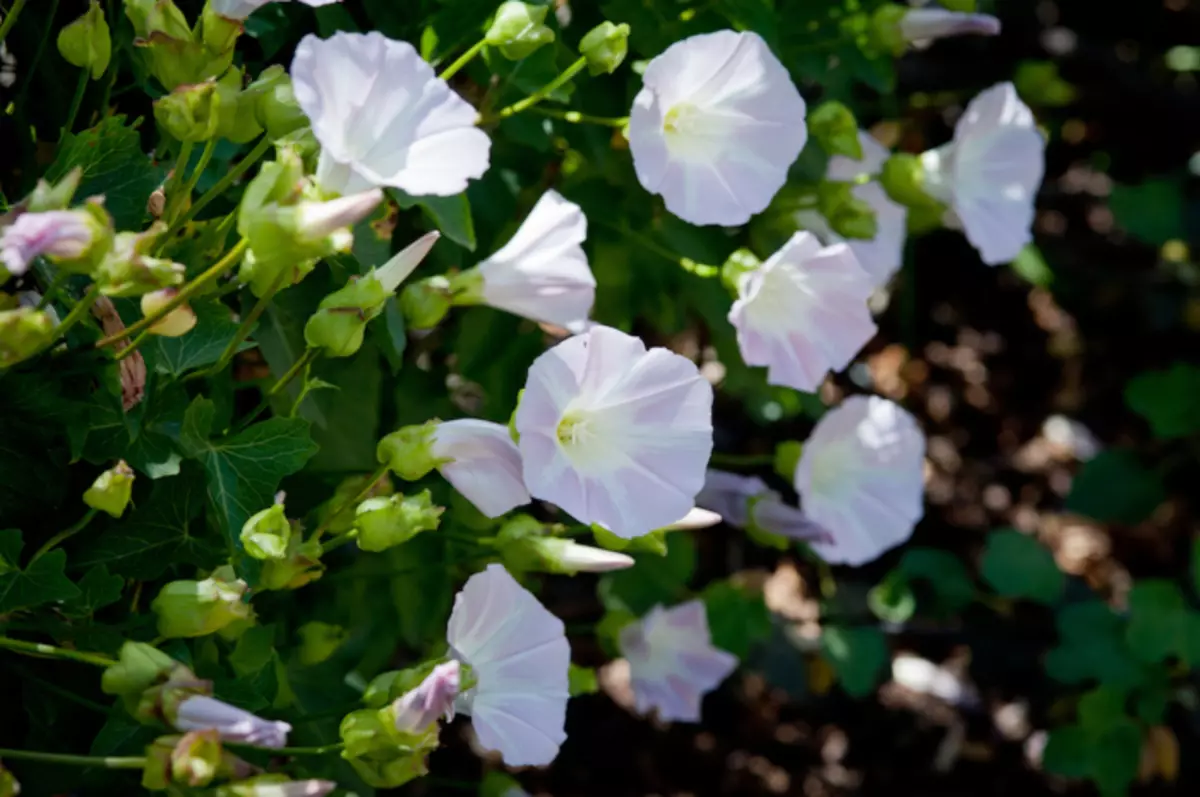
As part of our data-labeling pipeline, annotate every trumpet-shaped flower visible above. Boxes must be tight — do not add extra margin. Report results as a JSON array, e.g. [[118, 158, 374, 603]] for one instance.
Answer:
[[798, 132, 908, 287], [628, 30, 807, 226], [291, 31, 490, 197], [793, 395, 926, 566], [696, 469, 831, 543], [456, 190, 594, 327], [619, 601, 737, 722], [515, 325, 713, 538], [919, 82, 1045, 265], [212, 0, 342, 21], [447, 564, 570, 766], [432, 420, 530, 519], [728, 232, 877, 393], [174, 696, 291, 748]]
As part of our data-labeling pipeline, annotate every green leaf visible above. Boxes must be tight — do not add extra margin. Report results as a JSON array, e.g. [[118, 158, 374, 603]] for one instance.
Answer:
[[897, 548, 975, 611], [179, 397, 319, 546], [388, 533, 452, 651], [143, 301, 250, 378], [867, 570, 916, 624], [1045, 687, 1144, 797], [89, 713, 159, 757], [375, 296, 408, 374], [0, 533, 81, 614], [1045, 601, 1147, 688], [980, 529, 1065, 604], [227, 624, 291, 709], [0, 529, 21, 574], [1109, 177, 1186, 245], [389, 189, 476, 251], [1193, 537, 1200, 599], [1066, 450, 1166, 525], [62, 565, 125, 617], [568, 663, 599, 696], [74, 466, 224, 579], [305, 346, 383, 474], [1124, 579, 1199, 665], [1042, 725, 1091, 778], [599, 533, 695, 616], [1123, 363, 1200, 439], [703, 580, 771, 659], [821, 625, 888, 697], [45, 116, 163, 229]]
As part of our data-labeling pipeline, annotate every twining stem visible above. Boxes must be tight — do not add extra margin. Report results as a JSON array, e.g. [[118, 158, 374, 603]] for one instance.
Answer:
[[531, 106, 629, 127], [0, 0, 28, 47], [96, 239, 249, 348], [598, 220, 719, 277], [114, 326, 153, 362], [36, 271, 69, 310], [169, 136, 272, 235], [30, 508, 98, 563], [0, 749, 144, 769], [164, 141, 195, 223], [313, 464, 389, 539], [0, 637, 117, 668], [181, 138, 218, 206], [438, 38, 485, 80], [709, 452, 775, 468], [60, 69, 89, 143], [487, 56, 588, 121]]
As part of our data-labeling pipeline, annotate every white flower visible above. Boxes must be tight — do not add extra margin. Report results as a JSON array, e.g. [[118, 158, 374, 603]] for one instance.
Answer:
[[291, 31, 490, 197], [900, 8, 1001, 43], [628, 30, 807, 226], [212, 0, 341, 21], [661, 507, 722, 531], [515, 325, 713, 539], [391, 660, 460, 734], [431, 420, 530, 518], [467, 190, 594, 327], [797, 131, 908, 287], [618, 601, 737, 721], [793, 395, 926, 566], [919, 82, 1045, 265], [536, 537, 635, 572], [728, 232, 877, 393], [447, 564, 570, 766], [375, 231, 441, 293], [696, 469, 831, 543], [173, 696, 291, 748], [1, 210, 96, 276]]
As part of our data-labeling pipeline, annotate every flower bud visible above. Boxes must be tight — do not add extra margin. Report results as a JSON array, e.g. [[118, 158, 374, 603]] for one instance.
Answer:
[[57, 0, 112, 80], [354, 490, 443, 553], [247, 66, 308, 140], [83, 460, 135, 518], [809, 101, 863, 160], [871, 4, 999, 57], [151, 566, 253, 639], [504, 534, 635, 575], [376, 421, 439, 481], [375, 231, 441, 293], [661, 507, 722, 531], [303, 273, 388, 358], [140, 288, 197, 337], [388, 660, 459, 735], [879, 152, 942, 210], [316, 472, 394, 534], [297, 621, 348, 666], [259, 537, 324, 592], [0, 308, 56, 368], [1, 204, 112, 277], [171, 695, 291, 748], [216, 776, 336, 797], [580, 21, 631, 76], [155, 80, 222, 142], [28, 168, 83, 212], [214, 66, 265, 144], [240, 503, 291, 560], [817, 181, 878, 241], [719, 247, 763, 296], [0, 762, 17, 797], [399, 276, 452, 330], [95, 224, 186, 297], [485, 2, 555, 60]]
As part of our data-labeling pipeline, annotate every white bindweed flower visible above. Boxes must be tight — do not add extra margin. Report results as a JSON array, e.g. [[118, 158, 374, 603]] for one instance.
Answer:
[[291, 31, 490, 197], [696, 469, 831, 543], [728, 232, 877, 393], [392, 660, 461, 734], [793, 395, 926, 566], [628, 30, 807, 226], [212, 0, 342, 21], [463, 190, 595, 327], [919, 82, 1045, 265], [173, 696, 291, 748], [447, 564, 570, 766], [619, 601, 737, 722], [515, 325, 713, 538], [797, 131, 908, 287], [431, 420, 530, 518], [0, 210, 96, 276], [900, 8, 1001, 43]]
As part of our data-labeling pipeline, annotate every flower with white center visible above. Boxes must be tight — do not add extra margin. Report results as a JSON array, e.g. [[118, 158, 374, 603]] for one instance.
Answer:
[[515, 324, 713, 538], [899, 8, 1001, 44], [1, 210, 96, 276], [696, 469, 831, 543], [728, 232, 877, 393], [458, 190, 594, 328], [619, 601, 737, 722], [173, 696, 291, 748], [919, 82, 1045, 265], [431, 420, 530, 519], [447, 564, 570, 766], [797, 131, 908, 287], [212, 0, 342, 22], [793, 395, 926, 566], [291, 31, 490, 197], [628, 30, 807, 226], [392, 660, 460, 735]]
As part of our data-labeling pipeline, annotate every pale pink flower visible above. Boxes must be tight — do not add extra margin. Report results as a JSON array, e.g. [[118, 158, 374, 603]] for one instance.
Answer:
[[174, 696, 291, 748], [392, 660, 460, 734], [900, 8, 1001, 43], [696, 469, 831, 543], [432, 420, 530, 518], [1, 210, 94, 276]]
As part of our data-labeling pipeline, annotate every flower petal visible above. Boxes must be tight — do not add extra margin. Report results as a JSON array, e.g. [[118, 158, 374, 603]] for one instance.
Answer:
[[432, 419, 530, 518]]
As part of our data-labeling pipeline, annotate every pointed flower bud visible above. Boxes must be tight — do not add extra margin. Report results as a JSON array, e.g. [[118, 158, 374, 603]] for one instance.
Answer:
[[809, 101, 863, 160], [389, 660, 460, 735], [155, 81, 222, 142], [580, 21, 631, 76], [399, 276, 452, 330], [172, 695, 291, 748], [216, 775, 336, 797], [247, 65, 308, 140], [506, 535, 635, 574], [297, 621, 348, 665], [151, 566, 253, 639], [1, 206, 110, 277], [354, 490, 443, 553], [83, 460, 135, 518], [376, 231, 440, 293], [240, 503, 292, 560], [58, 0, 112, 80], [303, 273, 388, 358], [28, 168, 83, 212], [486, 2, 555, 60], [898, 6, 1000, 44], [140, 288, 197, 337], [0, 308, 56, 368]]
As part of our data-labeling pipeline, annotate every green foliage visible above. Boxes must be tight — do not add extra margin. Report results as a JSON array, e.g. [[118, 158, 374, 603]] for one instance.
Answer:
[[1065, 450, 1166, 525], [1109, 177, 1186, 244], [0, 530, 81, 613], [980, 529, 1065, 604], [821, 625, 889, 697], [1124, 362, 1200, 439], [703, 579, 772, 659], [1043, 687, 1143, 797]]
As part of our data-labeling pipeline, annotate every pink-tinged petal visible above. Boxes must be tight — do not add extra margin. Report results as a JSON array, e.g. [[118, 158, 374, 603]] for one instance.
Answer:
[[174, 696, 291, 748], [470, 692, 567, 766], [432, 419, 529, 518], [695, 469, 768, 527], [0, 210, 96, 276], [392, 660, 460, 733], [899, 9, 1001, 42]]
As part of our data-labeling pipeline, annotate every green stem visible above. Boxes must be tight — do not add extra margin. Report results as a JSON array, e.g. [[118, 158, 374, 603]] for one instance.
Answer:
[[181, 138, 218, 206], [45, 284, 100, 349], [438, 38, 485, 80], [169, 136, 271, 235], [187, 267, 287, 380], [114, 327, 153, 361], [487, 56, 588, 121], [36, 271, 69, 310], [708, 452, 775, 468], [531, 106, 628, 127], [164, 141, 195, 223], [30, 509, 97, 563], [321, 530, 358, 554], [0, 0, 28, 47], [60, 69, 89, 143], [232, 348, 320, 432], [0, 637, 117, 668], [96, 239, 249, 348], [313, 464, 389, 539], [0, 748, 143, 769]]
